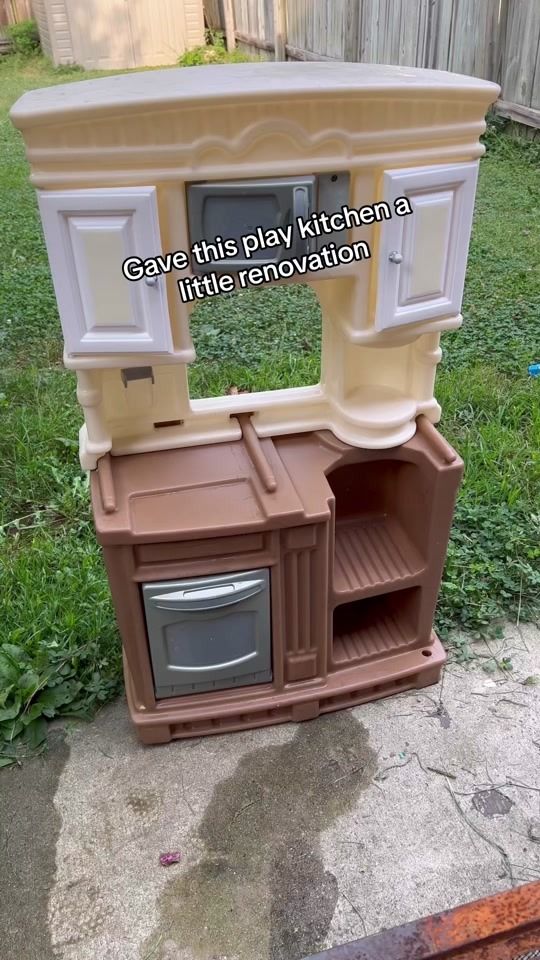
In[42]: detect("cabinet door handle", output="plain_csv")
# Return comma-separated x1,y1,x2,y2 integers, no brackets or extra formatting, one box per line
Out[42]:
388,250,403,264
144,276,159,287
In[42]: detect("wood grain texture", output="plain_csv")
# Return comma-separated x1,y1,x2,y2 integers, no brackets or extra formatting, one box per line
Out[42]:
1,0,33,25
204,0,539,126
502,0,540,110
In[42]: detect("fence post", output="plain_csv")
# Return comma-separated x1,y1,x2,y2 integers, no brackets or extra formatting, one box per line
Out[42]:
273,0,287,60
223,0,236,52
496,0,510,88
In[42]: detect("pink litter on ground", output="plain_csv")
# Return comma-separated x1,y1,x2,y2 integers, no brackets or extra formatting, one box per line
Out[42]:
159,851,182,867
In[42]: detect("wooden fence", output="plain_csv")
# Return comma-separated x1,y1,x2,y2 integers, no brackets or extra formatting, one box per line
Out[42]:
204,0,540,129
0,0,34,52
0,0,32,24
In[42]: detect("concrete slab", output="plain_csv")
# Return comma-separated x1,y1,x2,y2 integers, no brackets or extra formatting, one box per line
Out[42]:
1,622,539,960
0,730,69,960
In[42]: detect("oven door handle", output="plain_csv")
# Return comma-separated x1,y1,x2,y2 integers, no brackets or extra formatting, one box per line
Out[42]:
149,578,266,612
167,650,259,673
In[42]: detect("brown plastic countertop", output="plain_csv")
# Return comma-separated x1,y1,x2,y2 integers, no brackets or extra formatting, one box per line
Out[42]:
90,431,339,545
91,424,452,546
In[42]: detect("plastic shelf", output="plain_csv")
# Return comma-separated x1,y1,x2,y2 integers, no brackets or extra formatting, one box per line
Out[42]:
332,589,419,666
333,514,424,600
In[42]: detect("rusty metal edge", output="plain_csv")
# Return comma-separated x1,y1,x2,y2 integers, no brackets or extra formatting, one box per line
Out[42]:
304,881,540,960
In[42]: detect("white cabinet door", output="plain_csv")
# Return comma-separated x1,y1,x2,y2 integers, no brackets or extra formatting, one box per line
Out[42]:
374,162,478,332
38,187,172,354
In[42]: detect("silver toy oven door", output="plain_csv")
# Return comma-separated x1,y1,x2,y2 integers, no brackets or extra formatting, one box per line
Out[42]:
142,568,272,698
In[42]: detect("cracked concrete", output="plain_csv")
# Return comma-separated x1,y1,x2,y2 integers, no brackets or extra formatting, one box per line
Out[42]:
1,622,539,960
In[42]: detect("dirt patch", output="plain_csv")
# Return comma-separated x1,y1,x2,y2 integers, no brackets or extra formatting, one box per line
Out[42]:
472,788,514,818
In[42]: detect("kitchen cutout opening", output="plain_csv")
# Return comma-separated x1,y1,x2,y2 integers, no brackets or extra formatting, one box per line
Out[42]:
187,284,322,400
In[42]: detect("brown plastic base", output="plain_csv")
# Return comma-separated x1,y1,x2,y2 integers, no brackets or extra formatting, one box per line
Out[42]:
91,417,462,744
125,636,445,744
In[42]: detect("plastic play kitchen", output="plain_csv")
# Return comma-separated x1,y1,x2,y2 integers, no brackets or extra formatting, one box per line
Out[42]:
11,62,499,744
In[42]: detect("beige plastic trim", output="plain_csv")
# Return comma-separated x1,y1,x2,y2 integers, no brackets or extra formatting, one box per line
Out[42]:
11,63,499,465
10,63,500,129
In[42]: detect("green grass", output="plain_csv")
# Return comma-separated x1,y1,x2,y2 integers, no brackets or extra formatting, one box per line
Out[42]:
434,123,540,642
1,57,539,759
177,28,253,66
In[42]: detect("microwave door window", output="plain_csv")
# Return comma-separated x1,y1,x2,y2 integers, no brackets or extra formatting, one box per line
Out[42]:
187,177,315,272
203,194,282,262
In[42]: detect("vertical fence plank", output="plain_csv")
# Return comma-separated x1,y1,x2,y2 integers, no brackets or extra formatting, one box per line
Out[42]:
433,0,453,71
361,0,378,62
287,0,314,56
494,0,510,85
273,0,286,58
502,0,540,110
223,0,236,50
263,0,273,47
204,0,222,31
2,0,33,23
343,0,360,61
321,0,345,58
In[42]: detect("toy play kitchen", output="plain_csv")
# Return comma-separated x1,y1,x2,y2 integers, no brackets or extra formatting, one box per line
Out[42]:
11,62,499,744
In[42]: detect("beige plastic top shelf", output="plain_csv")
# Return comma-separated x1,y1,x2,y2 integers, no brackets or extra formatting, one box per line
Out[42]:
10,61,500,129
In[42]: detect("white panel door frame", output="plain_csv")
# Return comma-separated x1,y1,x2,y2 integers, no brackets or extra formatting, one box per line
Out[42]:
38,186,173,355
374,161,479,332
